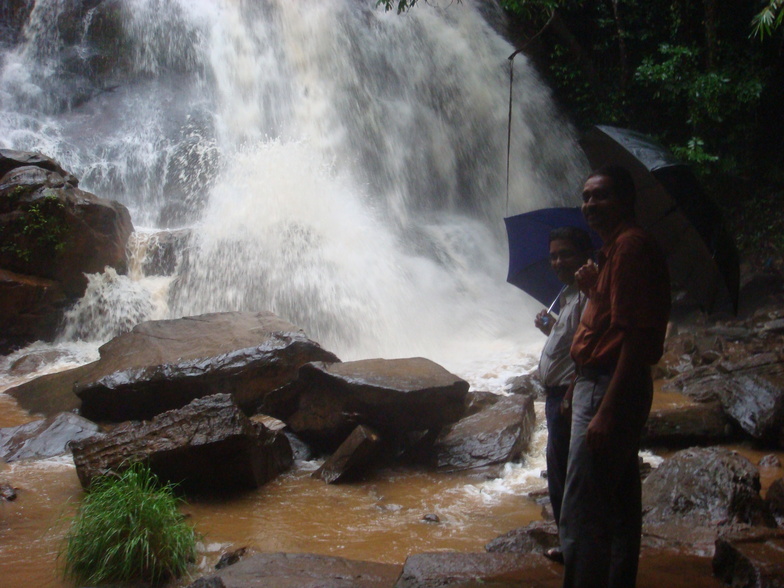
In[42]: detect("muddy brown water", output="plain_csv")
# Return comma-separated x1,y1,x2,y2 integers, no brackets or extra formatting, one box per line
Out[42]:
0,390,548,587
1,383,782,587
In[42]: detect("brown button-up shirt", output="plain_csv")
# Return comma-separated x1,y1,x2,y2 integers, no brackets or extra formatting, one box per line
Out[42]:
571,221,671,369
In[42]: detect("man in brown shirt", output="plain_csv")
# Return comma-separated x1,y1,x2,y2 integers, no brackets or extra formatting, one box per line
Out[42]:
559,165,670,588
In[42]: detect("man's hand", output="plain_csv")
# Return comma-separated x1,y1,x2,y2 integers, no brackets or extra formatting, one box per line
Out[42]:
586,408,613,452
575,259,599,295
535,309,554,335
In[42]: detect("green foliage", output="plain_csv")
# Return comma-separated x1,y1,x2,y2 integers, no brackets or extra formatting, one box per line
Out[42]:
0,191,68,262
633,43,764,172
61,463,197,586
728,191,784,257
670,137,719,166
23,193,68,253
752,0,784,39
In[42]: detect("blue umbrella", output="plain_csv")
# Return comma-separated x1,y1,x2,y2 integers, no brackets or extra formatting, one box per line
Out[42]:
504,207,601,313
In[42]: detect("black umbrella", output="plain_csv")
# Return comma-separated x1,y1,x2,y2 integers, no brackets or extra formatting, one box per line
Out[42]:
580,125,739,314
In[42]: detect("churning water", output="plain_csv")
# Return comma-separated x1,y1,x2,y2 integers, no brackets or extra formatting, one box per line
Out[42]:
0,0,585,372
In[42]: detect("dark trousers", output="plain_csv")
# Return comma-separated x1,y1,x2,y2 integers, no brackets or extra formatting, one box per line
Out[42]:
559,372,652,588
545,385,571,528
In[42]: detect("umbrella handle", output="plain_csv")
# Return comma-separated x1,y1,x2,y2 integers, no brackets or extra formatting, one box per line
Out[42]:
547,285,568,316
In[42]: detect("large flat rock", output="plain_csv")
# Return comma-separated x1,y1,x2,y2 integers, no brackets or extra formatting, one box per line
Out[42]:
395,549,722,587
73,311,339,422
0,412,101,462
7,362,92,416
187,552,402,588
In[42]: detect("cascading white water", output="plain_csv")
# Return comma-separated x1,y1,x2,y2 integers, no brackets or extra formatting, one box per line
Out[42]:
0,0,586,375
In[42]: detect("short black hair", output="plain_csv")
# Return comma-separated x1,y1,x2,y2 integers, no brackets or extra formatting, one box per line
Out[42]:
549,226,593,254
588,165,636,212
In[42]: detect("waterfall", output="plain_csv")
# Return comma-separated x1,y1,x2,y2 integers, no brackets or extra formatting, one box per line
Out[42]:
0,0,585,370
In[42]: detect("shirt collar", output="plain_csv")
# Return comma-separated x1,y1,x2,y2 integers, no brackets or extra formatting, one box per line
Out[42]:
599,219,637,257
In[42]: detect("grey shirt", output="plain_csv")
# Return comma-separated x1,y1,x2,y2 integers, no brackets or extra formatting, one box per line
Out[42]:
538,284,586,388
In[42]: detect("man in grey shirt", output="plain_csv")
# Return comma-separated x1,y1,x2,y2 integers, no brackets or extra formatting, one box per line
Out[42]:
534,226,593,563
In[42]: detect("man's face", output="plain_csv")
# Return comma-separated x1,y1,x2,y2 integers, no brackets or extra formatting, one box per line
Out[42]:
581,174,626,237
549,238,584,285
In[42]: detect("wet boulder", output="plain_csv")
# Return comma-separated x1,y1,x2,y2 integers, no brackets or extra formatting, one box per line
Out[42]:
312,425,383,484
485,520,560,555
716,365,784,446
641,400,737,447
0,412,102,462
268,358,468,451
665,366,727,403
766,478,784,525
0,150,133,352
713,527,784,588
73,311,339,422
507,371,545,400
395,552,557,587
431,393,535,472
642,447,777,536
186,551,401,588
6,362,93,417
71,393,293,493
0,162,132,298
463,390,504,417
0,149,78,182
0,269,68,352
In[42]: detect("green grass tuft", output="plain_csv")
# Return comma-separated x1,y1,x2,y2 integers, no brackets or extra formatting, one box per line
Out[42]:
61,462,197,585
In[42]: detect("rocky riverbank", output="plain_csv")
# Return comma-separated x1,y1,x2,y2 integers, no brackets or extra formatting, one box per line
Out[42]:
2,150,784,586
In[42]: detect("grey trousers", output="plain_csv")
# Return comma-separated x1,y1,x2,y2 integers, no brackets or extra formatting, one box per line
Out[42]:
559,372,652,588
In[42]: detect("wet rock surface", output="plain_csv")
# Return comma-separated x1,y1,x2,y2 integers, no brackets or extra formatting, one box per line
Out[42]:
0,150,132,352
713,527,784,588
272,358,468,452
71,393,293,493
642,447,776,529
6,361,93,416
187,552,402,588
395,552,561,588
432,393,535,472
312,425,383,484
766,478,784,525
659,300,784,449
74,311,339,422
485,520,560,555
0,412,102,462
641,400,737,447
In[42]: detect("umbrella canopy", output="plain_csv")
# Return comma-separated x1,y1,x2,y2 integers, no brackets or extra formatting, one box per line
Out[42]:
504,207,601,313
580,125,739,314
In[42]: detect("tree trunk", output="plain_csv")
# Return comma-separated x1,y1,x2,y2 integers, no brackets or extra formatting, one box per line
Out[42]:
703,0,718,68
609,0,629,91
